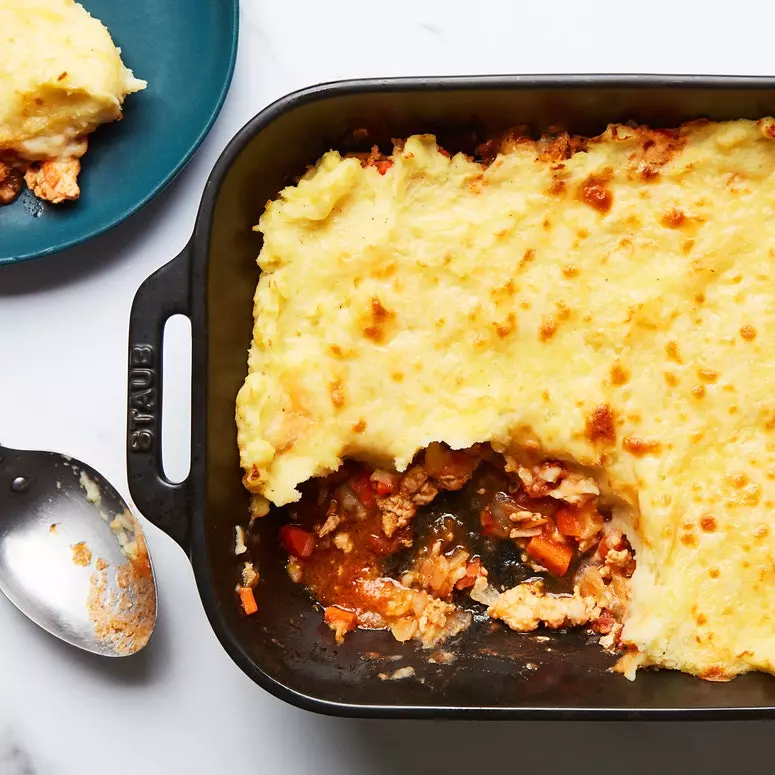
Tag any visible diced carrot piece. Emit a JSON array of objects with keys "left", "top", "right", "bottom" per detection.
[
  {"left": 324, "top": 606, "right": 358, "bottom": 644},
  {"left": 556, "top": 507, "right": 583, "bottom": 538},
  {"left": 375, "top": 160, "right": 393, "bottom": 175},
  {"left": 279, "top": 526, "right": 316, "bottom": 558},
  {"left": 526, "top": 535, "right": 573, "bottom": 577},
  {"left": 238, "top": 586, "right": 258, "bottom": 615},
  {"left": 556, "top": 505, "right": 603, "bottom": 540},
  {"left": 324, "top": 605, "right": 358, "bottom": 628},
  {"left": 350, "top": 474, "right": 376, "bottom": 509}
]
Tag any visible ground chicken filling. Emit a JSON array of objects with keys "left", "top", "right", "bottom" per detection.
[
  {"left": 0, "top": 152, "right": 83, "bottom": 205},
  {"left": 240, "top": 443, "right": 635, "bottom": 658}
]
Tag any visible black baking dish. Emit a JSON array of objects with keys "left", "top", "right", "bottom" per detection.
[{"left": 127, "top": 75, "right": 775, "bottom": 719}]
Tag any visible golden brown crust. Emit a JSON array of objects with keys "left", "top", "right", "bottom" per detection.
[
  {"left": 578, "top": 169, "right": 613, "bottom": 213},
  {"left": 476, "top": 127, "right": 589, "bottom": 165},
  {"left": 700, "top": 665, "right": 734, "bottom": 682},
  {"left": 329, "top": 380, "right": 345, "bottom": 409},
  {"left": 661, "top": 208, "right": 687, "bottom": 228},
  {"left": 610, "top": 362, "right": 630, "bottom": 386},
  {"left": 539, "top": 315, "right": 557, "bottom": 341},
  {"left": 624, "top": 127, "right": 687, "bottom": 180},
  {"left": 363, "top": 296, "right": 395, "bottom": 343},
  {"left": 585, "top": 405, "right": 617, "bottom": 444},
  {"left": 623, "top": 436, "right": 662, "bottom": 456}
]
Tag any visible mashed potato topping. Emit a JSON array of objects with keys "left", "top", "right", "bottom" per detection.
[
  {"left": 0, "top": 0, "right": 146, "bottom": 203},
  {"left": 237, "top": 118, "right": 775, "bottom": 680}
]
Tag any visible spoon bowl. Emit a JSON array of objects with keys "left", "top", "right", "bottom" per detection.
[{"left": 0, "top": 444, "right": 156, "bottom": 656}]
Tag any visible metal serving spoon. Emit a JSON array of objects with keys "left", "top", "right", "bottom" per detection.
[{"left": 0, "top": 444, "right": 156, "bottom": 656}]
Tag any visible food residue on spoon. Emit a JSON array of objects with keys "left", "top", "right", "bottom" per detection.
[
  {"left": 77, "top": 468, "right": 140, "bottom": 559},
  {"left": 110, "top": 510, "right": 142, "bottom": 559},
  {"left": 78, "top": 470, "right": 102, "bottom": 506},
  {"left": 86, "top": 529, "right": 155, "bottom": 655},
  {"left": 49, "top": 523, "right": 58, "bottom": 534},
  {"left": 95, "top": 557, "right": 108, "bottom": 571},
  {"left": 71, "top": 541, "right": 92, "bottom": 567}
]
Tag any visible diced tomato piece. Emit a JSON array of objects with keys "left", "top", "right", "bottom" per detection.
[
  {"left": 279, "top": 525, "right": 316, "bottom": 558},
  {"left": 238, "top": 586, "right": 258, "bottom": 615},
  {"left": 370, "top": 469, "right": 400, "bottom": 496},
  {"left": 526, "top": 535, "right": 573, "bottom": 577},
  {"left": 350, "top": 474, "right": 376, "bottom": 509},
  {"left": 480, "top": 506, "right": 497, "bottom": 537},
  {"left": 374, "top": 480, "right": 393, "bottom": 496},
  {"left": 556, "top": 507, "right": 583, "bottom": 538},
  {"left": 375, "top": 160, "right": 393, "bottom": 175},
  {"left": 324, "top": 605, "right": 358, "bottom": 629}
]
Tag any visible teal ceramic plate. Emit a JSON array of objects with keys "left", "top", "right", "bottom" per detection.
[{"left": 0, "top": 0, "right": 238, "bottom": 264}]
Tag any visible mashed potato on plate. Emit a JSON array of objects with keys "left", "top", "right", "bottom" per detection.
[{"left": 0, "top": 0, "right": 146, "bottom": 204}]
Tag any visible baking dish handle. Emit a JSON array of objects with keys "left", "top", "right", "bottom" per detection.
[{"left": 126, "top": 242, "right": 193, "bottom": 550}]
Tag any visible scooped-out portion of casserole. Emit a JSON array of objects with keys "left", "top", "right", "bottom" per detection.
[
  {"left": 0, "top": 0, "right": 146, "bottom": 205},
  {"left": 236, "top": 118, "right": 775, "bottom": 682}
]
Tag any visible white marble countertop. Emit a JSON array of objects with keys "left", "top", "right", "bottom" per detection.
[{"left": 2, "top": 0, "right": 775, "bottom": 771}]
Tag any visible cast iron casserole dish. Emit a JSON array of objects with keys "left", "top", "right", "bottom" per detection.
[{"left": 127, "top": 74, "right": 775, "bottom": 719}]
